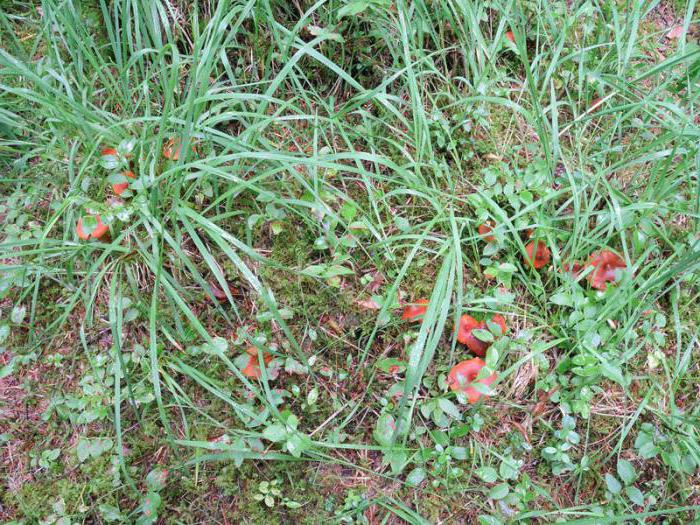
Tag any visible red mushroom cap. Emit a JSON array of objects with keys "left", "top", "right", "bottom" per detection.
[
  {"left": 162, "top": 138, "right": 180, "bottom": 160},
  {"left": 401, "top": 298, "right": 429, "bottom": 322},
  {"left": 447, "top": 358, "right": 498, "bottom": 404},
  {"left": 112, "top": 170, "right": 136, "bottom": 196},
  {"left": 562, "top": 261, "right": 584, "bottom": 279},
  {"left": 490, "top": 314, "right": 507, "bottom": 336},
  {"left": 505, "top": 31, "right": 515, "bottom": 43},
  {"left": 101, "top": 147, "right": 117, "bottom": 156},
  {"left": 456, "top": 314, "right": 486, "bottom": 354},
  {"left": 457, "top": 314, "right": 508, "bottom": 356},
  {"left": 76, "top": 215, "right": 108, "bottom": 240},
  {"left": 478, "top": 222, "right": 496, "bottom": 243},
  {"left": 590, "top": 97, "right": 604, "bottom": 112},
  {"left": 524, "top": 240, "right": 551, "bottom": 269},
  {"left": 586, "top": 250, "right": 627, "bottom": 290},
  {"left": 163, "top": 138, "right": 198, "bottom": 161}
]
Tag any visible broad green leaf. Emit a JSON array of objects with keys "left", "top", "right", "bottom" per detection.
[
  {"left": 437, "top": 398, "right": 462, "bottom": 420},
  {"left": 617, "top": 459, "right": 636, "bottom": 485},
  {"left": 550, "top": 292, "right": 573, "bottom": 307},
  {"left": 472, "top": 328, "right": 494, "bottom": 343},
  {"left": 405, "top": 467, "right": 426, "bottom": 487},
  {"left": 475, "top": 466, "right": 498, "bottom": 483},
  {"left": 146, "top": 467, "right": 169, "bottom": 491},
  {"left": 605, "top": 473, "right": 622, "bottom": 494},
  {"left": 373, "top": 413, "right": 396, "bottom": 447},
  {"left": 488, "top": 483, "right": 510, "bottom": 500},
  {"left": 10, "top": 306, "right": 25, "bottom": 324},
  {"left": 625, "top": 486, "right": 645, "bottom": 506},
  {"left": 263, "top": 424, "right": 287, "bottom": 443}
]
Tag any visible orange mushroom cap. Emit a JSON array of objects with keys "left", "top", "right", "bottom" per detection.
[
  {"left": 76, "top": 215, "right": 109, "bottom": 240},
  {"left": 101, "top": 147, "right": 117, "bottom": 156},
  {"left": 401, "top": 298, "right": 429, "bottom": 322},
  {"left": 586, "top": 250, "right": 627, "bottom": 290},
  {"left": 447, "top": 357, "right": 498, "bottom": 404},
  {"left": 524, "top": 240, "right": 551, "bottom": 269},
  {"left": 112, "top": 170, "right": 135, "bottom": 196},
  {"left": 505, "top": 31, "right": 515, "bottom": 43},
  {"left": 478, "top": 222, "right": 496, "bottom": 243},
  {"left": 241, "top": 346, "right": 273, "bottom": 379}
]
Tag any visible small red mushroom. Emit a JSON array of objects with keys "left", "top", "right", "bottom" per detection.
[
  {"left": 447, "top": 358, "right": 498, "bottom": 404},
  {"left": 489, "top": 314, "right": 507, "bottom": 336},
  {"left": 241, "top": 346, "right": 273, "bottom": 379},
  {"left": 477, "top": 222, "right": 496, "bottom": 243},
  {"left": 524, "top": 240, "right": 551, "bottom": 269},
  {"left": 163, "top": 138, "right": 198, "bottom": 161},
  {"left": 401, "top": 298, "right": 429, "bottom": 322},
  {"left": 456, "top": 314, "right": 487, "bottom": 356},
  {"left": 101, "top": 147, "right": 117, "bottom": 156},
  {"left": 76, "top": 215, "right": 109, "bottom": 240},
  {"left": 112, "top": 170, "right": 135, "bottom": 196},
  {"left": 505, "top": 31, "right": 515, "bottom": 43},
  {"left": 586, "top": 250, "right": 627, "bottom": 290},
  {"left": 456, "top": 314, "right": 507, "bottom": 357},
  {"left": 590, "top": 97, "right": 604, "bottom": 112}
]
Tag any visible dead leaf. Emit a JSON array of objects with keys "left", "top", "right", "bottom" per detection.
[
  {"left": 532, "top": 387, "right": 559, "bottom": 419},
  {"left": 209, "top": 281, "right": 227, "bottom": 300},
  {"left": 367, "top": 272, "right": 384, "bottom": 293},
  {"left": 356, "top": 298, "right": 381, "bottom": 310}
]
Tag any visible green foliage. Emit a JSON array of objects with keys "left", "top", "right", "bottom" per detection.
[{"left": 1, "top": 0, "right": 699, "bottom": 522}]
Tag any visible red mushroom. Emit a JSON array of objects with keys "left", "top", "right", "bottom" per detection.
[
  {"left": 401, "top": 298, "right": 429, "bottom": 322},
  {"left": 524, "top": 240, "right": 551, "bottom": 269},
  {"left": 447, "top": 358, "right": 498, "bottom": 404},
  {"left": 456, "top": 314, "right": 487, "bottom": 355},
  {"left": 562, "top": 261, "right": 584, "bottom": 279},
  {"left": 489, "top": 314, "right": 507, "bottom": 336},
  {"left": 76, "top": 215, "right": 109, "bottom": 240},
  {"left": 505, "top": 31, "right": 515, "bottom": 43},
  {"left": 590, "top": 97, "right": 604, "bottom": 112},
  {"left": 241, "top": 346, "right": 273, "bottom": 379},
  {"left": 112, "top": 170, "right": 135, "bottom": 196},
  {"left": 456, "top": 314, "right": 507, "bottom": 357},
  {"left": 586, "top": 250, "right": 627, "bottom": 290},
  {"left": 477, "top": 222, "right": 496, "bottom": 243},
  {"left": 163, "top": 138, "right": 198, "bottom": 161},
  {"left": 101, "top": 147, "right": 117, "bottom": 156}
]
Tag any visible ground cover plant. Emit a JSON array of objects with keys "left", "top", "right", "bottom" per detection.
[{"left": 0, "top": 0, "right": 699, "bottom": 523}]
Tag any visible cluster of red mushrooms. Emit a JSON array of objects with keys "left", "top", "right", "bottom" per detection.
[
  {"left": 76, "top": 138, "right": 194, "bottom": 241},
  {"left": 394, "top": 223, "right": 630, "bottom": 405},
  {"left": 401, "top": 300, "right": 502, "bottom": 404},
  {"left": 478, "top": 221, "right": 629, "bottom": 290}
]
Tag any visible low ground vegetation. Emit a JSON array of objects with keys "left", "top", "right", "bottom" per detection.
[{"left": 1, "top": 0, "right": 699, "bottom": 523}]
